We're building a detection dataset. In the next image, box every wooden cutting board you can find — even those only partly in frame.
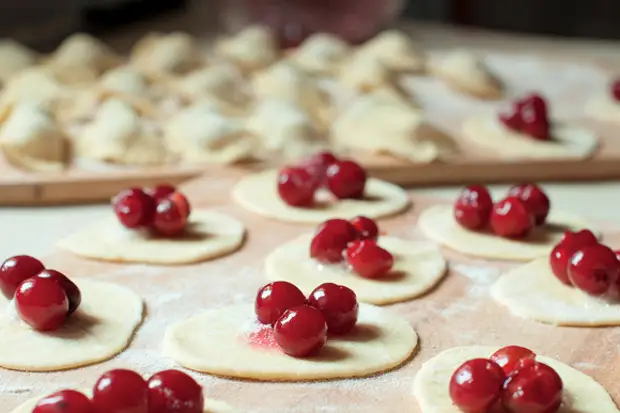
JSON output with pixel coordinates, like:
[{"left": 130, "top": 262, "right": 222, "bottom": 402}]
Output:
[{"left": 3, "top": 170, "right": 620, "bottom": 412}]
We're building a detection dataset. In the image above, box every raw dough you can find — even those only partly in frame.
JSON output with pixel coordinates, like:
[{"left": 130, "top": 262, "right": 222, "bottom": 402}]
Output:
[
  {"left": 413, "top": 346, "right": 619, "bottom": 413},
  {"left": 265, "top": 234, "right": 447, "bottom": 305},
  {"left": 418, "top": 204, "right": 597, "bottom": 261},
  {"left": 163, "top": 303, "right": 418, "bottom": 381},
  {"left": 0, "top": 40, "right": 37, "bottom": 83},
  {"left": 356, "top": 30, "right": 425, "bottom": 73},
  {"left": 289, "top": 33, "right": 350, "bottom": 74},
  {"left": 338, "top": 54, "right": 394, "bottom": 93},
  {"left": 0, "top": 279, "right": 143, "bottom": 372},
  {"left": 0, "top": 69, "right": 64, "bottom": 113},
  {"left": 215, "top": 25, "right": 278, "bottom": 73},
  {"left": 584, "top": 93, "right": 620, "bottom": 123},
  {"left": 232, "top": 169, "right": 410, "bottom": 224},
  {"left": 369, "top": 85, "right": 421, "bottom": 110},
  {"left": 462, "top": 117, "right": 598, "bottom": 160},
  {"left": 57, "top": 210, "right": 246, "bottom": 265},
  {"left": 428, "top": 50, "right": 502, "bottom": 99},
  {"left": 492, "top": 258, "right": 620, "bottom": 326},
  {"left": 130, "top": 32, "right": 203, "bottom": 76}
]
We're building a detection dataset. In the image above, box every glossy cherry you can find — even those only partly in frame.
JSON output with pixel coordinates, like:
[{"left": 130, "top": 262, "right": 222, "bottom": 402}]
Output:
[
  {"left": 490, "top": 196, "right": 535, "bottom": 238},
  {"left": 112, "top": 188, "right": 155, "bottom": 229},
  {"left": 310, "top": 219, "right": 358, "bottom": 263},
  {"left": 37, "top": 269, "right": 81, "bottom": 316},
  {"left": 152, "top": 198, "right": 187, "bottom": 237},
  {"left": 147, "top": 184, "right": 177, "bottom": 201},
  {"left": 32, "top": 389, "right": 93, "bottom": 413},
  {"left": 255, "top": 281, "right": 307, "bottom": 325},
  {"left": 345, "top": 240, "right": 394, "bottom": 279},
  {"left": 169, "top": 191, "right": 191, "bottom": 219},
  {"left": 507, "top": 183, "right": 550, "bottom": 225},
  {"left": 0, "top": 255, "right": 44, "bottom": 299},
  {"left": 301, "top": 151, "right": 338, "bottom": 184},
  {"left": 490, "top": 345, "right": 537, "bottom": 376},
  {"left": 449, "top": 358, "right": 506, "bottom": 413},
  {"left": 277, "top": 166, "right": 318, "bottom": 207},
  {"left": 325, "top": 160, "right": 367, "bottom": 199},
  {"left": 568, "top": 243, "right": 620, "bottom": 298},
  {"left": 350, "top": 216, "right": 379, "bottom": 240},
  {"left": 92, "top": 369, "right": 149, "bottom": 413},
  {"left": 520, "top": 94, "right": 550, "bottom": 141},
  {"left": 308, "top": 283, "right": 359, "bottom": 334},
  {"left": 549, "top": 230, "right": 598, "bottom": 285},
  {"left": 611, "top": 79, "right": 620, "bottom": 102},
  {"left": 502, "top": 361, "right": 563, "bottom": 413},
  {"left": 499, "top": 104, "right": 523, "bottom": 132},
  {"left": 274, "top": 304, "right": 328, "bottom": 357},
  {"left": 15, "top": 277, "right": 68, "bottom": 331},
  {"left": 147, "top": 369, "right": 204, "bottom": 413},
  {"left": 453, "top": 185, "right": 493, "bottom": 230}
]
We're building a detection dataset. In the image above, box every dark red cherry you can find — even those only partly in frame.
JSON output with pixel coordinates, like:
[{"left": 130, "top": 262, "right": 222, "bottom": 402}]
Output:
[
  {"left": 520, "top": 94, "right": 550, "bottom": 141},
  {"left": 92, "top": 369, "right": 149, "bottom": 413},
  {"left": 350, "top": 216, "right": 379, "bottom": 240},
  {"left": 168, "top": 191, "right": 191, "bottom": 220},
  {"left": 112, "top": 188, "right": 155, "bottom": 229},
  {"left": 274, "top": 304, "right": 328, "bottom": 357},
  {"left": 0, "top": 255, "right": 44, "bottom": 299},
  {"left": 301, "top": 151, "right": 338, "bottom": 184},
  {"left": 36, "top": 269, "right": 81, "bottom": 316},
  {"left": 549, "top": 230, "right": 598, "bottom": 285},
  {"left": 277, "top": 166, "right": 318, "bottom": 207},
  {"left": 611, "top": 79, "right": 620, "bottom": 102},
  {"left": 325, "top": 160, "right": 367, "bottom": 199},
  {"left": 15, "top": 277, "right": 68, "bottom": 331},
  {"left": 499, "top": 105, "right": 523, "bottom": 132},
  {"left": 147, "top": 369, "right": 204, "bottom": 413},
  {"left": 453, "top": 185, "right": 493, "bottom": 230},
  {"left": 308, "top": 283, "right": 358, "bottom": 334},
  {"left": 490, "top": 346, "right": 537, "bottom": 376},
  {"left": 502, "top": 361, "right": 563, "bottom": 413},
  {"left": 507, "top": 183, "right": 550, "bottom": 225},
  {"left": 490, "top": 196, "right": 535, "bottom": 238},
  {"left": 449, "top": 358, "right": 506, "bottom": 413},
  {"left": 310, "top": 219, "right": 358, "bottom": 263},
  {"left": 255, "top": 281, "right": 307, "bottom": 325},
  {"left": 345, "top": 240, "right": 393, "bottom": 279},
  {"left": 147, "top": 184, "right": 176, "bottom": 201},
  {"left": 32, "top": 389, "right": 93, "bottom": 413},
  {"left": 152, "top": 198, "right": 187, "bottom": 237},
  {"left": 568, "top": 243, "right": 620, "bottom": 298}
]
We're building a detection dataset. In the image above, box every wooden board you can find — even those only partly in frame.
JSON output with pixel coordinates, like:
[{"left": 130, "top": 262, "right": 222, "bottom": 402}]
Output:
[{"left": 3, "top": 170, "right": 620, "bottom": 412}]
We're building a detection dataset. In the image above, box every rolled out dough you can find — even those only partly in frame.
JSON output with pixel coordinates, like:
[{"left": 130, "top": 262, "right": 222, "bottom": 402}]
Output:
[
  {"left": 418, "top": 204, "right": 596, "bottom": 261},
  {"left": 584, "top": 94, "right": 620, "bottom": 123},
  {"left": 163, "top": 303, "right": 418, "bottom": 381},
  {"left": 0, "top": 279, "right": 143, "bottom": 372},
  {"left": 57, "top": 210, "right": 246, "bottom": 265},
  {"left": 232, "top": 169, "right": 410, "bottom": 224},
  {"left": 491, "top": 258, "right": 620, "bottom": 326},
  {"left": 413, "top": 346, "right": 619, "bottom": 413},
  {"left": 265, "top": 234, "right": 447, "bottom": 305}
]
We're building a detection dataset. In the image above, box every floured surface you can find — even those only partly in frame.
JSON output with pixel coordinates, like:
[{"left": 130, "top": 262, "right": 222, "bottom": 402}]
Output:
[{"left": 265, "top": 234, "right": 447, "bottom": 304}]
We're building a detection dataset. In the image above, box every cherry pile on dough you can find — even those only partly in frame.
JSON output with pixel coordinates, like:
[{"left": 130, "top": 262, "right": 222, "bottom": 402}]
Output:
[
  {"left": 310, "top": 216, "right": 395, "bottom": 279},
  {"left": 498, "top": 93, "right": 551, "bottom": 141},
  {"left": 550, "top": 229, "right": 620, "bottom": 299},
  {"left": 277, "top": 151, "right": 368, "bottom": 206},
  {"left": 0, "top": 255, "right": 81, "bottom": 331},
  {"left": 454, "top": 183, "right": 550, "bottom": 238},
  {"left": 112, "top": 183, "right": 191, "bottom": 237},
  {"left": 449, "top": 345, "right": 563, "bottom": 413},
  {"left": 30, "top": 368, "right": 204, "bottom": 413},
  {"left": 255, "top": 281, "right": 359, "bottom": 357}
]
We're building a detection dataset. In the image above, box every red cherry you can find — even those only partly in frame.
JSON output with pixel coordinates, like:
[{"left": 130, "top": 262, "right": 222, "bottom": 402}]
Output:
[
  {"left": 350, "top": 216, "right": 379, "bottom": 240},
  {"left": 453, "top": 185, "right": 493, "bottom": 230},
  {"left": 568, "top": 243, "right": 620, "bottom": 298},
  {"left": 490, "top": 196, "right": 535, "bottom": 238},
  {"left": 325, "top": 160, "right": 367, "bottom": 199},
  {"left": 0, "top": 255, "right": 45, "bottom": 299},
  {"left": 507, "top": 183, "right": 550, "bottom": 225},
  {"left": 112, "top": 188, "right": 155, "bottom": 229},
  {"left": 301, "top": 151, "right": 338, "bottom": 184},
  {"left": 310, "top": 219, "right": 358, "bottom": 263},
  {"left": 559, "top": 229, "right": 598, "bottom": 247},
  {"left": 92, "top": 369, "right": 149, "bottom": 413},
  {"left": 147, "top": 369, "right": 204, "bottom": 413},
  {"left": 255, "top": 281, "right": 307, "bottom": 325},
  {"left": 277, "top": 166, "right": 318, "bottom": 207},
  {"left": 612, "top": 79, "right": 620, "bottom": 102},
  {"left": 499, "top": 105, "right": 523, "bottom": 132},
  {"left": 274, "top": 304, "right": 328, "bottom": 357},
  {"left": 345, "top": 240, "right": 394, "bottom": 279},
  {"left": 36, "top": 269, "right": 81, "bottom": 316},
  {"left": 147, "top": 184, "right": 176, "bottom": 200},
  {"left": 502, "top": 361, "right": 563, "bottom": 413},
  {"left": 308, "top": 283, "right": 358, "bottom": 334},
  {"left": 152, "top": 198, "right": 187, "bottom": 237},
  {"left": 449, "top": 358, "right": 506, "bottom": 413},
  {"left": 15, "top": 277, "right": 68, "bottom": 331},
  {"left": 490, "top": 346, "right": 536, "bottom": 376},
  {"left": 549, "top": 230, "right": 598, "bottom": 285},
  {"left": 168, "top": 192, "right": 191, "bottom": 219},
  {"left": 32, "top": 389, "right": 93, "bottom": 413},
  {"left": 520, "top": 94, "right": 550, "bottom": 141}
]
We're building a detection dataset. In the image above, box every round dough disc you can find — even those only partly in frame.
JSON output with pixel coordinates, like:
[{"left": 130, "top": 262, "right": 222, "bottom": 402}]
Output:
[
  {"left": 232, "top": 169, "right": 410, "bottom": 224},
  {"left": 265, "top": 234, "right": 447, "bottom": 305},
  {"left": 413, "top": 346, "right": 619, "bottom": 413},
  {"left": 418, "top": 204, "right": 596, "bottom": 261},
  {"left": 163, "top": 303, "right": 418, "bottom": 381},
  {"left": 584, "top": 95, "right": 620, "bottom": 123},
  {"left": 0, "top": 279, "right": 143, "bottom": 372},
  {"left": 57, "top": 210, "right": 246, "bottom": 265},
  {"left": 491, "top": 258, "right": 620, "bottom": 326}
]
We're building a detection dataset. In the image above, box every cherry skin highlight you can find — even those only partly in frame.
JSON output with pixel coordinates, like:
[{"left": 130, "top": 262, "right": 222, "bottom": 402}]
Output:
[
  {"left": 301, "top": 151, "right": 338, "bottom": 184},
  {"left": 277, "top": 166, "right": 318, "bottom": 207},
  {"left": 112, "top": 188, "right": 155, "bottom": 229},
  {"left": 490, "top": 196, "right": 535, "bottom": 238},
  {"left": 490, "top": 345, "right": 536, "bottom": 376},
  {"left": 310, "top": 219, "right": 358, "bottom": 263},
  {"left": 453, "top": 185, "right": 493, "bottom": 230},
  {"left": 308, "top": 283, "right": 359, "bottom": 334},
  {"left": 147, "top": 369, "right": 204, "bottom": 413},
  {"left": 255, "top": 281, "right": 307, "bottom": 325},
  {"left": 520, "top": 93, "right": 550, "bottom": 141},
  {"left": 15, "top": 277, "right": 68, "bottom": 331},
  {"left": 507, "top": 183, "right": 550, "bottom": 225},
  {"left": 152, "top": 198, "right": 187, "bottom": 237},
  {"left": 32, "top": 389, "right": 93, "bottom": 413},
  {"left": 502, "top": 361, "right": 563, "bottom": 413},
  {"left": 449, "top": 358, "right": 506, "bottom": 413},
  {"left": 568, "top": 243, "right": 620, "bottom": 298},
  {"left": 274, "top": 304, "right": 328, "bottom": 357},
  {"left": 37, "top": 269, "right": 81, "bottom": 316},
  {"left": 350, "top": 216, "right": 379, "bottom": 240},
  {"left": 0, "top": 255, "right": 45, "bottom": 299},
  {"left": 92, "top": 369, "right": 149, "bottom": 413},
  {"left": 325, "top": 160, "right": 367, "bottom": 199}
]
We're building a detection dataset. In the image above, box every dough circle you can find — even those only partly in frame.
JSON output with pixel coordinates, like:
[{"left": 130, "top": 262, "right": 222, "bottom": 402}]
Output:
[
  {"left": 163, "top": 303, "right": 418, "bottom": 381},
  {"left": 0, "top": 279, "right": 143, "bottom": 372},
  {"left": 232, "top": 169, "right": 410, "bottom": 224},
  {"left": 265, "top": 234, "right": 447, "bottom": 305},
  {"left": 57, "top": 210, "right": 246, "bottom": 265},
  {"left": 413, "top": 346, "right": 619, "bottom": 413},
  {"left": 491, "top": 258, "right": 620, "bottom": 326},
  {"left": 418, "top": 204, "right": 596, "bottom": 261},
  {"left": 584, "top": 94, "right": 620, "bottom": 123}
]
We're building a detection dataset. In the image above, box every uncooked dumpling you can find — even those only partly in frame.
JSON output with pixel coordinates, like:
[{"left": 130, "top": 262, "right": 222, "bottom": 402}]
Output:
[
  {"left": 370, "top": 85, "right": 420, "bottom": 109},
  {"left": 289, "top": 33, "right": 350, "bottom": 74},
  {"left": 131, "top": 32, "right": 203, "bottom": 76},
  {"left": 0, "top": 40, "right": 37, "bottom": 83},
  {"left": 338, "top": 54, "right": 394, "bottom": 93},
  {"left": 164, "top": 103, "right": 255, "bottom": 164},
  {"left": 0, "top": 102, "right": 69, "bottom": 171},
  {"left": 77, "top": 98, "right": 168, "bottom": 165},
  {"left": 0, "top": 69, "right": 63, "bottom": 110},
  {"left": 357, "top": 30, "right": 425, "bottom": 73},
  {"left": 215, "top": 25, "right": 278, "bottom": 73}
]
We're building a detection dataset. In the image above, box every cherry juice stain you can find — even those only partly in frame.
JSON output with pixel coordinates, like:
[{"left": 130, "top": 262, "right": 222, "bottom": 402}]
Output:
[{"left": 240, "top": 321, "right": 279, "bottom": 350}]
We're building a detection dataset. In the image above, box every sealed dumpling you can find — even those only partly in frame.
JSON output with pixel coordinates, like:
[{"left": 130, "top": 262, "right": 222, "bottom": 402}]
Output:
[
  {"left": 164, "top": 103, "right": 255, "bottom": 164},
  {"left": 215, "top": 26, "right": 278, "bottom": 73},
  {"left": 370, "top": 86, "right": 420, "bottom": 110},
  {"left": 0, "top": 40, "right": 38, "bottom": 84},
  {"left": 131, "top": 32, "right": 203, "bottom": 76},
  {"left": 289, "top": 33, "right": 350, "bottom": 74},
  {"left": 339, "top": 54, "right": 395, "bottom": 93},
  {"left": 245, "top": 100, "right": 326, "bottom": 160},
  {"left": 77, "top": 99, "right": 168, "bottom": 165},
  {"left": 357, "top": 30, "right": 425, "bottom": 73},
  {"left": 0, "top": 102, "right": 69, "bottom": 171}
]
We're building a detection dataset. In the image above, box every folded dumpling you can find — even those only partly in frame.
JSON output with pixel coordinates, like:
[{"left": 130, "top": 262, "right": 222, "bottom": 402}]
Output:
[
  {"left": 130, "top": 32, "right": 204, "bottom": 76},
  {"left": 215, "top": 26, "right": 278, "bottom": 73},
  {"left": 0, "top": 40, "right": 38, "bottom": 84},
  {"left": 338, "top": 54, "right": 395, "bottom": 93},
  {"left": 289, "top": 33, "right": 350, "bottom": 75},
  {"left": 357, "top": 30, "right": 425, "bottom": 73}
]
